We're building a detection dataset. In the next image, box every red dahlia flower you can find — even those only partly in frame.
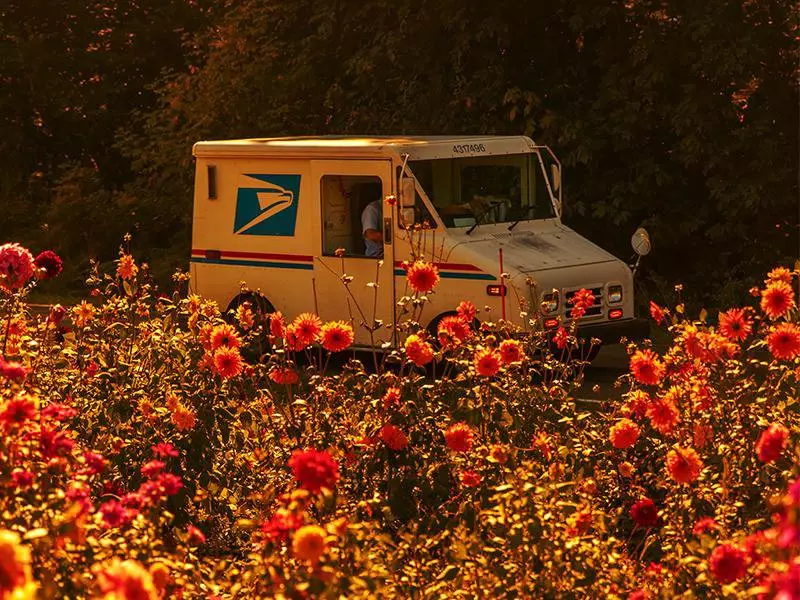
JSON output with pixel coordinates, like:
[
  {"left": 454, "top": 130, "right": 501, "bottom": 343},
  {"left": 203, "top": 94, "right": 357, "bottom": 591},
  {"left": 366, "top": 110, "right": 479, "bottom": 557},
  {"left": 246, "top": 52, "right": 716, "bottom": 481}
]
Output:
[
  {"left": 649, "top": 301, "right": 666, "bottom": 325},
  {"left": 456, "top": 300, "right": 477, "bottom": 322},
  {"left": 460, "top": 470, "right": 481, "bottom": 487},
  {"left": 755, "top": 423, "right": 789, "bottom": 463},
  {"left": 437, "top": 315, "right": 471, "bottom": 349},
  {"left": 0, "top": 243, "right": 35, "bottom": 290},
  {"left": 708, "top": 543, "right": 748, "bottom": 584},
  {"left": 498, "top": 339, "right": 524, "bottom": 364},
  {"left": 444, "top": 422, "right": 474, "bottom": 453},
  {"left": 288, "top": 449, "right": 340, "bottom": 493},
  {"left": 261, "top": 509, "right": 303, "bottom": 542},
  {"left": 630, "top": 497, "right": 660, "bottom": 528},
  {"left": 380, "top": 424, "right": 408, "bottom": 451},
  {"left": 34, "top": 250, "right": 63, "bottom": 279},
  {"left": 213, "top": 347, "right": 244, "bottom": 378}
]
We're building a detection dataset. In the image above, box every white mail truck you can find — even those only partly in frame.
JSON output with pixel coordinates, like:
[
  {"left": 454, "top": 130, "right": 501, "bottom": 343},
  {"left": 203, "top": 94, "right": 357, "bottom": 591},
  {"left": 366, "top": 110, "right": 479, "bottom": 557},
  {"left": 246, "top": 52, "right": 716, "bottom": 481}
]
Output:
[{"left": 189, "top": 136, "right": 649, "bottom": 349}]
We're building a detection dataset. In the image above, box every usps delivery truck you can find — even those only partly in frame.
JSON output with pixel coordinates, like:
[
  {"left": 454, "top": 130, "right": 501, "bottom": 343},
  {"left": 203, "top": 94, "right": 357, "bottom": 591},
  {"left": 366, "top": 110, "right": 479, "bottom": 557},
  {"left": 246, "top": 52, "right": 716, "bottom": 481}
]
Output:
[{"left": 189, "top": 136, "right": 649, "bottom": 350}]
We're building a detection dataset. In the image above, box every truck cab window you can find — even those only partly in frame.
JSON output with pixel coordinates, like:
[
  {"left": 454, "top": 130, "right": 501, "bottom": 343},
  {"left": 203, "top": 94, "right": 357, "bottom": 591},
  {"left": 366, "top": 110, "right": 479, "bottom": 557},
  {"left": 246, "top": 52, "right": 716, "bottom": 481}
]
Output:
[{"left": 321, "top": 175, "right": 383, "bottom": 257}]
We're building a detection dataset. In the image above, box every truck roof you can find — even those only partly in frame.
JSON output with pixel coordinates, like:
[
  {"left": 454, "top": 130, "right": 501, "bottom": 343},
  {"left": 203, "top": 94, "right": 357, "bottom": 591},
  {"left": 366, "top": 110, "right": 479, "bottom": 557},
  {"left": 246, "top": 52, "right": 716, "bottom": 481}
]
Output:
[{"left": 193, "top": 135, "right": 537, "bottom": 161}]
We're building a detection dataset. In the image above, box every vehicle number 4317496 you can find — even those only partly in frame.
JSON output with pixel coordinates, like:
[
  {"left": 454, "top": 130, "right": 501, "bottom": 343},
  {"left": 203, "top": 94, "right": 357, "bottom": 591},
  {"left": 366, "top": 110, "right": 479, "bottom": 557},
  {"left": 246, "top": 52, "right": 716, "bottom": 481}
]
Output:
[{"left": 452, "top": 143, "right": 486, "bottom": 154}]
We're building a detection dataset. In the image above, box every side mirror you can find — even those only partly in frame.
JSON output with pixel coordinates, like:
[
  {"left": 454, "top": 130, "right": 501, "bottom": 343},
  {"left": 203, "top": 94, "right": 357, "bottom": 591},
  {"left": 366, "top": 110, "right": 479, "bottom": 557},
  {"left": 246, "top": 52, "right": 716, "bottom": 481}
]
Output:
[
  {"left": 550, "top": 164, "right": 561, "bottom": 193},
  {"left": 400, "top": 177, "right": 416, "bottom": 208},
  {"left": 401, "top": 207, "right": 415, "bottom": 227},
  {"left": 631, "top": 227, "right": 651, "bottom": 256}
]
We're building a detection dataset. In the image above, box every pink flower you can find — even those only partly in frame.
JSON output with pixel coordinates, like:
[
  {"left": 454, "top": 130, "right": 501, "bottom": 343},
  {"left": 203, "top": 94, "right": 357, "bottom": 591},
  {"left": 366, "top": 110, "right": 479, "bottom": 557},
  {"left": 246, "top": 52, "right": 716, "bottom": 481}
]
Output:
[
  {"left": 41, "top": 403, "right": 77, "bottom": 421},
  {"left": 100, "top": 500, "right": 131, "bottom": 528},
  {"left": 0, "top": 358, "right": 28, "bottom": 382},
  {"left": 11, "top": 469, "right": 34, "bottom": 489},
  {"left": 151, "top": 442, "right": 179, "bottom": 458},
  {"left": 141, "top": 460, "right": 166, "bottom": 479},
  {"left": 82, "top": 451, "right": 107, "bottom": 475},
  {"left": 708, "top": 543, "right": 748, "bottom": 583},
  {"left": 0, "top": 243, "right": 35, "bottom": 290}
]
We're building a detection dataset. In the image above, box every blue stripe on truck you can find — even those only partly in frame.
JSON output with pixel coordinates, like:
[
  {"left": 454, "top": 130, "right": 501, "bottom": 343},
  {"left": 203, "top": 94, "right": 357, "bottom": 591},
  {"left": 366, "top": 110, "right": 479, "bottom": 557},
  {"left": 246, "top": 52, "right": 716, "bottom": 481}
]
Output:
[
  {"left": 190, "top": 257, "right": 314, "bottom": 270},
  {"left": 392, "top": 268, "right": 496, "bottom": 281}
]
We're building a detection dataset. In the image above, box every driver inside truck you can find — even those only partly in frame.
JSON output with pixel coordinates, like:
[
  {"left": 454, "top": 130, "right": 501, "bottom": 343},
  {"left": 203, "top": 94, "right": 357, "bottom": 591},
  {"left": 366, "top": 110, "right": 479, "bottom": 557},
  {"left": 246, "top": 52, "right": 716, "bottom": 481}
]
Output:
[{"left": 361, "top": 196, "right": 383, "bottom": 258}]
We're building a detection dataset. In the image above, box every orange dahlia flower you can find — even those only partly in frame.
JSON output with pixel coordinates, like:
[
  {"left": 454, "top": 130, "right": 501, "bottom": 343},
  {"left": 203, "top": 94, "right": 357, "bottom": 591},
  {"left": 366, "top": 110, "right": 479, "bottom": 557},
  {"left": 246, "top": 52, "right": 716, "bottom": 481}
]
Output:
[
  {"left": 320, "top": 321, "right": 354, "bottom": 352},
  {"left": 766, "top": 266, "right": 793, "bottom": 285},
  {"left": 292, "top": 313, "right": 322, "bottom": 345},
  {"left": 629, "top": 349, "right": 666, "bottom": 386},
  {"left": 609, "top": 418, "right": 640, "bottom": 449},
  {"left": 116, "top": 254, "right": 138, "bottom": 281},
  {"left": 666, "top": 446, "right": 702, "bottom": 484},
  {"left": 292, "top": 525, "right": 326, "bottom": 564},
  {"left": 718, "top": 308, "right": 752, "bottom": 342},
  {"left": 210, "top": 324, "right": 241, "bottom": 351},
  {"left": 406, "top": 261, "right": 440, "bottom": 294},
  {"left": 646, "top": 392, "right": 681, "bottom": 435},
  {"left": 761, "top": 281, "right": 795, "bottom": 320},
  {"left": 213, "top": 347, "right": 244, "bottom": 378},
  {"left": 498, "top": 339, "right": 524, "bottom": 365},
  {"left": 444, "top": 422, "right": 474, "bottom": 452},
  {"left": 474, "top": 348, "right": 501, "bottom": 377},
  {"left": 404, "top": 334, "right": 434, "bottom": 366},
  {"left": 767, "top": 323, "right": 800, "bottom": 360}
]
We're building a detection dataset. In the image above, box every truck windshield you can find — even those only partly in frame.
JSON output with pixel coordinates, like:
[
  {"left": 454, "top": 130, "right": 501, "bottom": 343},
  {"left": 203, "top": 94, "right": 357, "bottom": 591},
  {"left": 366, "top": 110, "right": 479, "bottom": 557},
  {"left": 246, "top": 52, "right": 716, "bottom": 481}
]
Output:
[{"left": 409, "top": 153, "right": 555, "bottom": 229}]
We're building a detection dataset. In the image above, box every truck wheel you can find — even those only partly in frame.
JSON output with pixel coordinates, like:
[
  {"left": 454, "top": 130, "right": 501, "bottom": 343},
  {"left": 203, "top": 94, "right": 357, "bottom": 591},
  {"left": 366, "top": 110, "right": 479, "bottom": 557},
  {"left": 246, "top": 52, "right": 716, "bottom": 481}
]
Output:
[{"left": 226, "top": 293, "right": 275, "bottom": 357}]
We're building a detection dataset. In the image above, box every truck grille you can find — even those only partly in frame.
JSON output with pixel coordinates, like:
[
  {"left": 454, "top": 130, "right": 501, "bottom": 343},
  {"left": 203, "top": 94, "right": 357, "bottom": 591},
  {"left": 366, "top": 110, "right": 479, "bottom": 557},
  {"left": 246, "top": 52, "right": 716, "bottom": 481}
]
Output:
[{"left": 564, "top": 286, "right": 604, "bottom": 319}]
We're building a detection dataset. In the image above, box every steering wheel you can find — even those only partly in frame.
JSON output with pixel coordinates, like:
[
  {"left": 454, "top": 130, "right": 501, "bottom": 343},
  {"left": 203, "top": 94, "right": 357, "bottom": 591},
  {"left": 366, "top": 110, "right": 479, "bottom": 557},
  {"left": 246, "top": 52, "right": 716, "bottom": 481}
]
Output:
[{"left": 470, "top": 196, "right": 508, "bottom": 223}]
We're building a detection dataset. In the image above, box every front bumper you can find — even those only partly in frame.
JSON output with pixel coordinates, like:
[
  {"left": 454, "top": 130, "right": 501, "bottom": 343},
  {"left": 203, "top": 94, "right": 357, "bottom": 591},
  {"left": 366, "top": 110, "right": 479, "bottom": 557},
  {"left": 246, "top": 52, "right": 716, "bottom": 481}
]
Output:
[{"left": 576, "top": 317, "right": 649, "bottom": 345}]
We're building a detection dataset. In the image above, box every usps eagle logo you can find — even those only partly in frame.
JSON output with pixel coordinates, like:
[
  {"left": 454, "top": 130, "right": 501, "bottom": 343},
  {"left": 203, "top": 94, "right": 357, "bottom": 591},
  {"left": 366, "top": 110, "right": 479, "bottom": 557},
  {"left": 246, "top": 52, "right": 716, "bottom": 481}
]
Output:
[{"left": 233, "top": 174, "right": 301, "bottom": 236}]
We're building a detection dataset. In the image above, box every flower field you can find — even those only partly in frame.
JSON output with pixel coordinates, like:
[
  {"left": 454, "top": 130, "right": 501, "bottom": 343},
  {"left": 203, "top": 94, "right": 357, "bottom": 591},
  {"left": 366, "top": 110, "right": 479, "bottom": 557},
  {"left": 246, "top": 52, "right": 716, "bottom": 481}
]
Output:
[{"left": 0, "top": 241, "right": 798, "bottom": 599}]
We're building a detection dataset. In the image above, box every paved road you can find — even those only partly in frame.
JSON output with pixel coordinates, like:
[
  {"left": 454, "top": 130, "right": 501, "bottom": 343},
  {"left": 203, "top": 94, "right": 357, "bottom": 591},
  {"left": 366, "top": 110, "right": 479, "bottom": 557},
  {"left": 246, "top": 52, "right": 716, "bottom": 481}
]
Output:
[{"left": 575, "top": 344, "right": 628, "bottom": 404}]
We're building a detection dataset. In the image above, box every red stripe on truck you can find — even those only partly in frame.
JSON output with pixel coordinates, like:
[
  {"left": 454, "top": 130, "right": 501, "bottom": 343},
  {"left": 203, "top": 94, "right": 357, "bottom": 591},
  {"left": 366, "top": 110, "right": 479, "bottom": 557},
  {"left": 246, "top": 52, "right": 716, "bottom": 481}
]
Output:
[
  {"left": 191, "top": 249, "right": 313, "bottom": 263},
  {"left": 393, "top": 260, "right": 482, "bottom": 272}
]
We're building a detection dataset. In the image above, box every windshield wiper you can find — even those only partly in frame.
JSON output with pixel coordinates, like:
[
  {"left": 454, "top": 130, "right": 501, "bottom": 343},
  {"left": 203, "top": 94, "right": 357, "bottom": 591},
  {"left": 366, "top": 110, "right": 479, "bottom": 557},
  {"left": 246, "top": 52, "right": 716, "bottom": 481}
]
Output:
[
  {"left": 508, "top": 206, "right": 535, "bottom": 231},
  {"left": 466, "top": 200, "right": 506, "bottom": 235}
]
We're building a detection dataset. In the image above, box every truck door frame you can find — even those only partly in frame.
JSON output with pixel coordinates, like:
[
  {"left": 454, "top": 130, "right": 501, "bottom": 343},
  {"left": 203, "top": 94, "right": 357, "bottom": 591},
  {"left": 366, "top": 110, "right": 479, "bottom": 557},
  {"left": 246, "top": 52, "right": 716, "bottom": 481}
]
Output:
[{"left": 310, "top": 159, "right": 397, "bottom": 349}]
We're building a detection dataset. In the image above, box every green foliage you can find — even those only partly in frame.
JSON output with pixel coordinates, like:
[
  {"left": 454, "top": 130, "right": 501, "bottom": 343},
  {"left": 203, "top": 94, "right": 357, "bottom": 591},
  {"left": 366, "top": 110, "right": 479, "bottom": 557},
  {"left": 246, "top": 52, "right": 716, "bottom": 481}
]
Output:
[{"left": 1, "top": 0, "right": 797, "bottom": 305}]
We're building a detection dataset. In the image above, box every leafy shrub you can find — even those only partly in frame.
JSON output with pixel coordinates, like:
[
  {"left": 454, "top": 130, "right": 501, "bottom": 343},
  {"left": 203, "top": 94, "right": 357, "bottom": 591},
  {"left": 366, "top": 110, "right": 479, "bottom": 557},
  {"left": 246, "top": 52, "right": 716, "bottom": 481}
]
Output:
[{"left": 0, "top": 241, "right": 797, "bottom": 598}]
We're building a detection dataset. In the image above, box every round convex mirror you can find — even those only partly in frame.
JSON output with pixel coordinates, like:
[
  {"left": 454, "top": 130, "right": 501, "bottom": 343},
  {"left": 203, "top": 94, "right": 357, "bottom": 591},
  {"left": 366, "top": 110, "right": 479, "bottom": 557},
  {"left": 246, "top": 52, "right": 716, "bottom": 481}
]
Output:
[{"left": 631, "top": 227, "right": 652, "bottom": 256}]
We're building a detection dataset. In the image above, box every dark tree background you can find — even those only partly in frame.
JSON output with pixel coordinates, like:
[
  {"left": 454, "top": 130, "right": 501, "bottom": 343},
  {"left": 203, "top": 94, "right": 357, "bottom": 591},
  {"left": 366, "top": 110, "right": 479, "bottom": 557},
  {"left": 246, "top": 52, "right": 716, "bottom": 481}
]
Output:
[{"left": 1, "top": 0, "right": 797, "bottom": 308}]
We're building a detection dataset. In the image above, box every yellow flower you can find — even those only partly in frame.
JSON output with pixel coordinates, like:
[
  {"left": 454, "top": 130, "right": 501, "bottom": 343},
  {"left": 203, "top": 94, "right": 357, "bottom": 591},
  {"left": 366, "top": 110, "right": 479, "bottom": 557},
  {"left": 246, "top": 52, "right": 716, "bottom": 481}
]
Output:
[
  {"left": 73, "top": 301, "right": 96, "bottom": 328},
  {"left": 292, "top": 525, "right": 327, "bottom": 564},
  {"left": 0, "top": 530, "right": 33, "bottom": 599},
  {"left": 93, "top": 558, "right": 157, "bottom": 600},
  {"left": 186, "top": 294, "right": 202, "bottom": 314},
  {"left": 236, "top": 302, "right": 255, "bottom": 330}
]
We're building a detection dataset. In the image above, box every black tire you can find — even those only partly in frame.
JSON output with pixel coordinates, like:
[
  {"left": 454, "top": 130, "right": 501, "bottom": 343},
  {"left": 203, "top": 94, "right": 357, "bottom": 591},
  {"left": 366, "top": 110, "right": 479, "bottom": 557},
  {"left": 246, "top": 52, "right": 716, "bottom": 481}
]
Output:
[{"left": 226, "top": 293, "right": 275, "bottom": 359}]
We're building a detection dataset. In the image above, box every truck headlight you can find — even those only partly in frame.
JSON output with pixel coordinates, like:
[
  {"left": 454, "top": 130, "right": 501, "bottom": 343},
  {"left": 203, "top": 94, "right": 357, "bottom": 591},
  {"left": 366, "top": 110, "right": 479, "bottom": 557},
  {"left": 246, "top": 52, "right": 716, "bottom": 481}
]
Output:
[
  {"left": 608, "top": 285, "right": 623, "bottom": 304},
  {"left": 541, "top": 290, "right": 560, "bottom": 314}
]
